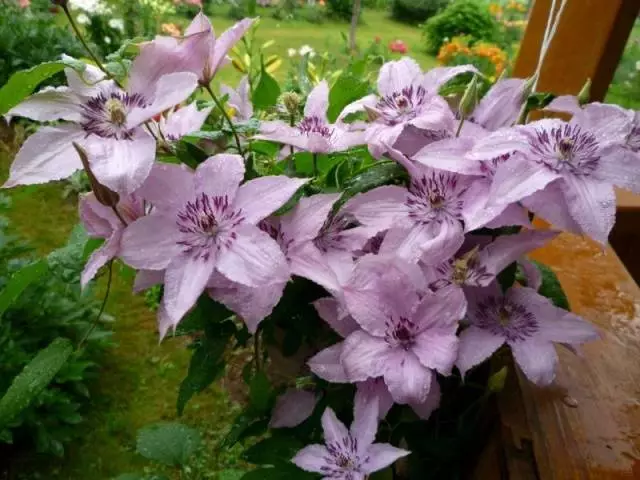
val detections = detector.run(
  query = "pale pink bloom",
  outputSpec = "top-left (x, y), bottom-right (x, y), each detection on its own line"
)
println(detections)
top-left (270, 389), bottom-right (318, 428)
top-left (6, 62), bottom-right (198, 194)
top-left (220, 76), bottom-right (253, 121)
top-left (150, 102), bottom-right (213, 141)
top-left (119, 156), bottom-right (308, 336)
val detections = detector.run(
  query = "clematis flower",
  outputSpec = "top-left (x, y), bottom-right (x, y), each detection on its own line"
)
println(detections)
top-left (338, 58), bottom-right (477, 157)
top-left (457, 283), bottom-right (598, 385)
top-left (340, 261), bottom-right (465, 404)
top-left (292, 398), bottom-right (409, 479)
top-left (6, 61), bottom-right (198, 194)
top-left (270, 389), bottom-right (318, 428)
top-left (150, 101), bottom-right (213, 142)
top-left (255, 81), bottom-right (365, 154)
top-left (220, 76), bottom-right (253, 121)
top-left (468, 77), bottom-right (529, 132)
top-left (129, 13), bottom-right (255, 89)
top-left (119, 155), bottom-right (308, 336)
top-left (79, 192), bottom-right (145, 287)
top-left (468, 106), bottom-right (638, 244)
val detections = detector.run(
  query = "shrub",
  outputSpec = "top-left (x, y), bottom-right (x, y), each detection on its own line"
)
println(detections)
top-left (0, 3), bottom-right (87, 87)
top-left (391, 0), bottom-right (448, 25)
top-left (326, 0), bottom-right (354, 22)
top-left (422, 0), bottom-right (501, 55)
top-left (437, 34), bottom-right (507, 80)
top-left (0, 201), bottom-right (113, 456)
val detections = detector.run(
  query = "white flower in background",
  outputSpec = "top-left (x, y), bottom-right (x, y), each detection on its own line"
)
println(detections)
top-left (104, 36), bottom-right (112, 45)
top-left (108, 18), bottom-right (125, 32)
top-left (299, 45), bottom-right (316, 57)
top-left (287, 48), bottom-right (297, 57)
top-left (70, 0), bottom-right (110, 14)
top-left (636, 60), bottom-right (640, 71)
top-left (76, 13), bottom-right (91, 25)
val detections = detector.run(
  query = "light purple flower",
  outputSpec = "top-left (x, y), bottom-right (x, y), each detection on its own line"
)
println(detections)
top-left (292, 398), bottom-right (409, 479)
top-left (129, 13), bottom-right (255, 88)
top-left (270, 389), bottom-right (318, 428)
top-left (119, 156), bottom-right (308, 336)
top-left (340, 261), bottom-right (465, 404)
top-left (255, 81), bottom-right (365, 154)
top-left (469, 78), bottom-right (528, 132)
top-left (220, 76), bottom-right (253, 121)
top-left (150, 101), bottom-right (213, 141)
top-left (6, 62), bottom-right (198, 194)
top-left (338, 58), bottom-right (477, 157)
top-left (79, 192), bottom-right (144, 287)
top-left (468, 105), bottom-right (637, 244)
top-left (457, 284), bottom-right (598, 385)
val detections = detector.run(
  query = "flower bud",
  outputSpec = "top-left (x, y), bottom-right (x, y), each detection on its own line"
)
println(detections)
top-left (279, 92), bottom-right (302, 117)
top-left (458, 74), bottom-right (479, 118)
top-left (72, 142), bottom-right (120, 208)
top-left (577, 78), bottom-right (591, 105)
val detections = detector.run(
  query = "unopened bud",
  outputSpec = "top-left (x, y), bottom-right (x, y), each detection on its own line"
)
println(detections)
top-left (459, 75), bottom-right (479, 118)
top-left (363, 105), bottom-right (381, 122)
top-left (72, 142), bottom-right (120, 208)
top-left (577, 78), bottom-right (591, 105)
top-left (279, 92), bottom-right (302, 117)
top-left (522, 74), bottom-right (537, 99)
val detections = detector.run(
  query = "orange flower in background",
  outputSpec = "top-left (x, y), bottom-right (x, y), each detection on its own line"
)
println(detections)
top-left (437, 36), bottom-right (508, 79)
top-left (389, 39), bottom-right (408, 54)
top-left (488, 2), bottom-right (503, 18)
top-left (161, 23), bottom-right (182, 37)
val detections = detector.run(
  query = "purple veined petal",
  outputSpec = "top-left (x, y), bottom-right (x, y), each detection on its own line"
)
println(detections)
top-left (574, 102), bottom-right (633, 144)
top-left (86, 130), bottom-right (156, 195)
top-left (510, 339), bottom-right (558, 386)
top-left (292, 444), bottom-right (331, 474)
top-left (3, 124), bottom-right (85, 188)
top-left (126, 72), bottom-right (199, 127)
top-left (521, 180), bottom-right (582, 234)
top-left (216, 224), bottom-right (289, 287)
top-left (157, 302), bottom-right (174, 340)
top-left (308, 342), bottom-right (350, 383)
top-left (412, 326), bottom-right (458, 375)
top-left (79, 193), bottom-right (115, 238)
top-left (488, 153), bottom-right (561, 206)
top-left (332, 127), bottom-right (367, 152)
top-left (336, 93), bottom-right (378, 123)
top-left (162, 102), bottom-right (213, 140)
top-left (81, 231), bottom-right (121, 287)
top-left (594, 146), bottom-right (640, 194)
top-left (463, 283), bottom-right (503, 326)
top-left (321, 407), bottom-right (349, 444)
top-left (422, 64), bottom-right (479, 96)
top-left (409, 95), bottom-right (457, 133)
top-left (505, 287), bottom-right (575, 333)
top-left (412, 137), bottom-right (483, 175)
top-left (342, 281), bottom-right (391, 337)
top-left (383, 143), bottom-right (423, 179)
top-left (343, 185), bottom-right (408, 231)
top-left (545, 95), bottom-right (581, 117)
top-left (7, 86), bottom-right (81, 122)
top-left (341, 331), bottom-right (390, 382)
top-left (136, 162), bottom-right (194, 212)
top-left (383, 349), bottom-right (433, 404)
top-left (518, 257), bottom-right (542, 290)
top-left (456, 325), bottom-right (505, 377)
top-left (133, 269), bottom-right (165, 293)
top-left (471, 78), bottom-right (527, 131)
top-left (466, 127), bottom-right (531, 161)
top-left (479, 229), bottom-right (558, 277)
top-left (459, 179), bottom-right (498, 231)
top-left (314, 297), bottom-right (359, 338)
top-left (185, 10), bottom-right (213, 35)
top-left (270, 389), bottom-right (318, 429)
top-left (163, 252), bottom-right (217, 326)
top-left (355, 379), bottom-right (395, 420)
top-left (537, 312), bottom-right (599, 345)
top-left (410, 378), bottom-right (441, 420)
top-left (412, 287), bottom-right (467, 330)
top-left (482, 203), bottom-right (531, 229)
top-left (304, 80), bottom-right (330, 120)
top-left (377, 56), bottom-right (423, 97)
top-left (194, 153), bottom-right (245, 200)
top-left (289, 243), bottom-right (342, 295)
top-left (235, 76), bottom-right (253, 120)
top-left (362, 444), bottom-right (410, 475)
top-left (254, 120), bottom-right (309, 150)
top-left (206, 18), bottom-right (256, 82)
top-left (281, 193), bottom-right (341, 243)
top-left (350, 391), bottom-right (379, 448)
top-left (63, 62), bottom-right (111, 98)
top-left (561, 175), bottom-right (615, 245)
top-left (208, 276), bottom-right (285, 333)
top-left (233, 176), bottom-right (309, 224)
top-left (367, 123), bottom-right (406, 159)
top-left (413, 221), bottom-right (465, 265)
top-left (119, 214), bottom-right (181, 270)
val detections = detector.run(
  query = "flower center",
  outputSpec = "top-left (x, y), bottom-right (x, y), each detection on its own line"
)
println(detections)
top-left (406, 172), bottom-right (466, 226)
top-left (529, 124), bottom-right (600, 176)
top-left (298, 116), bottom-right (333, 138)
top-left (474, 295), bottom-right (539, 343)
top-left (105, 98), bottom-right (127, 126)
top-left (325, 436), bottom-right (361, 475)
top-left (376, 85), bottom-right (427, 125)
top-left (81, 91), bottom-right (147, 139)
top-left (386, 316), bottom-right (416, 350)
top-left (313, 212), bottom-right (359, 253)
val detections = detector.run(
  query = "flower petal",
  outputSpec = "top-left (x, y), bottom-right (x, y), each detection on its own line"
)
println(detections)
top-left (133, 269), bottom-right (165, 293)
top-left (537, 312), bottom-right (599, 345)
top-left (488, 154), bottom-right (560, 205)
top-left (7, 87), bottom-right (81, 122)
top-left (521, 180), bottom-right (582, 234)
top-left (282, 193), bottom-right (341, 243)
top-left (595, 147), bottom-right (640, 194)
top-left (4, 125), bottom-right (85, 187)
top-left (456, 326), bottom-right (505, 377)
top-left (355, 379), bottom-right (395, 420)
top-left (545, 95), bottom-right (581, 116)
top-left (378, 57), bottom-right (423, 97)
top-left (337, 93), bottom-right (378, 123)
top-left (471, 78), bottom-right (527, 131)
top-left (207, 18), bottom-right (255, 81)
top-left (216, 224), bottom-right (289, 287)
top-left (120, 215), bottom-right (181, 270)
top-left (362, 444), bottom-right (410, 474)
top-left (413, 328), bottom-right (458, 375)
top-left (562, 175), bottom-right (615, 244)
top-left (136, 162), bottom-right (194, 212)
top-left (344, 186), bottom-right (408, 231)
top-left (308, 343), bottom-right (349, 383)
top-left (233, 175), bottom-right (309, 224)
top-left (195, 153), bottom-right (245, 200)
top-left (413, 286), bottom-right (467, 330)
top-left (292, 444), bottom-right (331, 474)
top-left (162, 102), bottom-right (213, 140)
top-left (422, 64), bottom-right (479, 96)
top-left (410, 379), bottom-right (441, 420)
top-left (321, 407), bottom-right (349, 444)
top-left (467, 128), bottom-right (531, 161)
top-left (511, 340), bottom-right (558, 386)
top-left (383, 350), bottom-right (433, 404)
top-left (341, 331), bottom-right (390, 382)
top-left (314, 297), bottom-right (359, 338)
top-left (412, 137), bottom-right (483, 175)
top-left (79, 193), bottom-right (116, 237)
top-left (351, 390), bottom-right (379, 447)
top-left (304, 80), bottom-right (330, 120)
top-left (270, 389), bottom-right (318, 428)
top-left (81, 231), bottom-right (121, 287)
top-left (64, 63), bottom-right (111, 97)
top-left (289, 243), bottom-right (341, 294)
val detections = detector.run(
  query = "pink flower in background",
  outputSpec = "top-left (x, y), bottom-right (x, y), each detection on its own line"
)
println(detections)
top-left (19, 0), bottom-right (31, 8)
top-left (150, 101), bottom-right (213, 141)
top-left (389, 39), bottom-right (408, 54)
top-left (457, 283), bottom-right (598, 385)
top-left (292, 399), bottom-right (409, 478)
top-left (6, 61), bottom-right (198, 194)
top-left (220, 76), bottom-right (253, 121)
top-left (119, 156), bottom-right (307, 336)
top-left (256, 81), bottom-right (365, 154)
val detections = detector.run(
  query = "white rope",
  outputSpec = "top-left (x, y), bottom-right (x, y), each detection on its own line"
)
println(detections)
top-left (532, 0), bottom-right (568, 93)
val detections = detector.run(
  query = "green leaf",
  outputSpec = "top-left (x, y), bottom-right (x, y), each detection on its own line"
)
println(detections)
top-left (0, 338), bottom-right (73, 428)
top-left (0, 259), bottom-right (47, 318)
top-left (241, 464), bottom-right (317, 480)
top-left (218, 470), bottom-right (247, 480)
top-left (249, 371), bottom-right (273, 414)
top-left (243, 434), bottom-right (304, 466)
top-left (136, 422), bottom-right (201, 467)
top-left (182, 130), bottom-right (225, 142)
top-left (175, 295), bottom-right (233, 336)
top-left (83, 238), bottom-right (105, 262)
top-left (342, 161), bottom-right (408, 203)
top-left (487, 366), bottom-right (508, 393)
top-left (222, 412), bottom-right (268, 448)
top-left (0, 62), bottom-right (67, 115)
top-left (327, 74), bottom-right (369, 123)
top-left (253, 62), bottom-right (281, 111)
top-left (497, 262), bottom-right (518, 293)
top-left (533, 260), bottom-right (570, 310)
top-left (177, 321), bottom-right (235, 415)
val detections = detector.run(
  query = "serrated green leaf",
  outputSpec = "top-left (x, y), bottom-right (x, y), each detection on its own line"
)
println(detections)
top-left (242, 434), bottom-right (304, 466)
top-left (533, 260), bottom-right (570, 310)
top-left (253, 63), bottom-right (281, 111)
top-left (0, 259), bottom-right (47, 318)
top-left (0, 338), bottom-right (73, 428)
top-left (0, 62), bottom-right (67, 115)
top-left (327, 73), bottom-right (369, 123)
top-left (136, 422), bottom-right (201, 467)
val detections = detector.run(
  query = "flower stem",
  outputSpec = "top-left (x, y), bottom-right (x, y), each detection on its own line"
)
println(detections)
top-left (455, 117), bottom-right (465, 137)
top-left (203, 82), bottom-right (244, 157)
top-left (111, 206), bottom-right (128, 227)
top-left (78, 260), bottom-right (113, 349)
top-left (253, 329), bottom-right (262, 372)
top-left (288, 114), bottom-right (295, 173)
top-left (312, 153), bottom-right (318, 176)
top-left (61, 5), bottom-right (123, 89)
